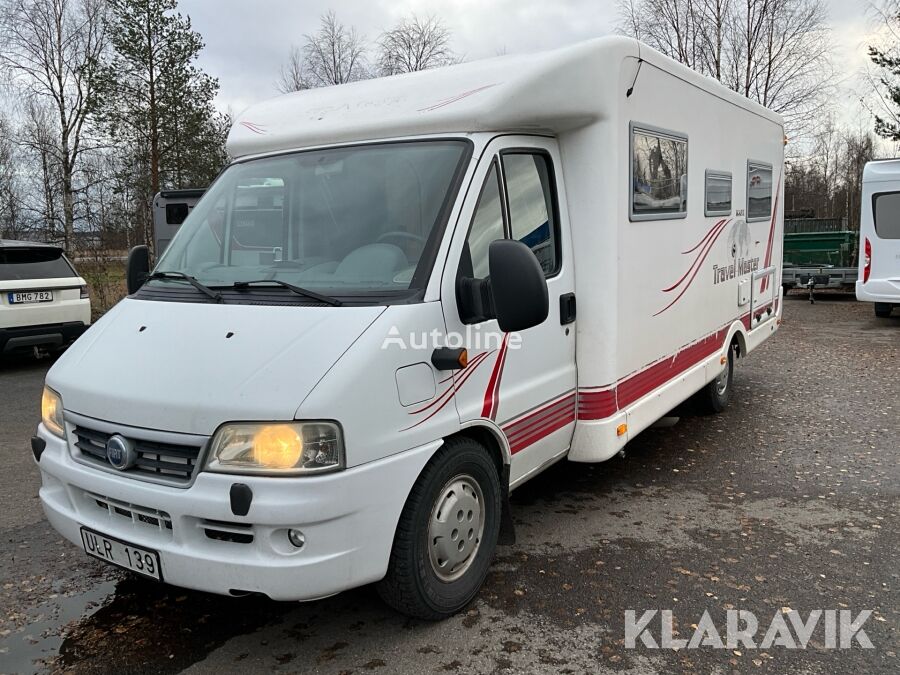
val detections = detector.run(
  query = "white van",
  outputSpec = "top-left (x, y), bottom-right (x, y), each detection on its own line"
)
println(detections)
top-left (34, 38), bottom-right (784, 619)
top-left (1, 240), bottom-right (90, 356)
top-left (857, 159), bottom-right (900, 317)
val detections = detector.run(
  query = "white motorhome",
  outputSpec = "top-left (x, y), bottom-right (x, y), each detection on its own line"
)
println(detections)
top-left (152, 189), bottom-right (206, 258)
top-left (857, 159), bottom-right (900, 317)
top-left (34, 37), bottom-right (784, 619)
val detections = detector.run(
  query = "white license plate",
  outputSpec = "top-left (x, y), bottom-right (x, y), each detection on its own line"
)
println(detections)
top-left (8, 290), bottom-right (53, 304)
top-left (80, 527), bottom-right (162, 580)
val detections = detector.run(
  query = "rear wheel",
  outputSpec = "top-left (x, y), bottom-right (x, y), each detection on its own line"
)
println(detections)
top-left (376, 437), bottom-right (501, 620)
top-left (874, 303), bottom-right (893, 318)
top-left (693, 344), bottom-right (734, 415)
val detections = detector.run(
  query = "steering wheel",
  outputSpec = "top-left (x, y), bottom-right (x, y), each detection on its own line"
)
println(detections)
top-left (377, 231), bottom-right (428, 245)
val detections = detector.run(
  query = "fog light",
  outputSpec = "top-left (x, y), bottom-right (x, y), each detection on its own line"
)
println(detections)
top-left (288, 529), bottom-right (305, 549)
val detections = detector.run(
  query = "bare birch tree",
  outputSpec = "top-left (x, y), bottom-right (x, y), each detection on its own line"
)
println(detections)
top-left (18, 99), bottom-right (64, 242)
top-left (0, 0), bottom-right (108, 254)
top-left (377, 15), bottom-right (457, 76)
top-left (0, 114), bottom-right (26, 239)
top-left (278, 11), bottom-right (369, 92)
top-left (617, 0), bottom-right (832, 141)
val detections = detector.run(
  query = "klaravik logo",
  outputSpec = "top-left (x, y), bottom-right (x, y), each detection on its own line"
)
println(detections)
top-left (624, 609), bottom-right (874, 650)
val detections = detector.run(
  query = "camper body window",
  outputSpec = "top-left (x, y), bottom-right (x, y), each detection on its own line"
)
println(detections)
top-left (630, 124), bottom-right (688, 221)
top-left (747, 161), bottom-right (773, 222)
top-left (705, 171), bottom-right (732, 216)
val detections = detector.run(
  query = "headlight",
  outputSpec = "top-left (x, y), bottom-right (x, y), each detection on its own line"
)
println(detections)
top-left (206, 422), bottom-right (345, 475)
top-left (41, 386), bottom-right (65, 438)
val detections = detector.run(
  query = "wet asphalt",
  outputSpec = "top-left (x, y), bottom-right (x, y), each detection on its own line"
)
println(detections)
top-left (0, 293), bottom-right (897, 675)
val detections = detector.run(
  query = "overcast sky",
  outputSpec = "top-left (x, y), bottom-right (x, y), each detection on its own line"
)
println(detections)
top-left (181, 0), bottom-right (878, 131)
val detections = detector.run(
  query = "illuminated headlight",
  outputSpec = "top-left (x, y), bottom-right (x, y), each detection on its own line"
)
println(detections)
top-left (41, 386), bottom-right (65, 438)
top-left (206, 422), bottom-right (344, 475)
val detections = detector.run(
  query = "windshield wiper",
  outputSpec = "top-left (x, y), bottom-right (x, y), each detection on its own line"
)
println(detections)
top-left (230, 279), bottom-right (343, 306)
top-left (147, 271), bottom-right (223, 303)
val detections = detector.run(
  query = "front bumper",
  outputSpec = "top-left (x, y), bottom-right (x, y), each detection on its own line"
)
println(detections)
top-left (36, 424), bottom-right (439, 601)
top-left (0, 321), bottom-right (87, 354)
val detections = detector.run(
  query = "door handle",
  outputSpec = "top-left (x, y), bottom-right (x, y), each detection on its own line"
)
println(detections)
top-left (559, 293), bottom-right (576, 325)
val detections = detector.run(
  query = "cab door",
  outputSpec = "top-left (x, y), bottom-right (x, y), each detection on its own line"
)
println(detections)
top-left (441, 136), bottom-right (577, 486)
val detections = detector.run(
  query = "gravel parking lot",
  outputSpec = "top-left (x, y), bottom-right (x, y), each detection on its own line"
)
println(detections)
top-left (0, 294), bottom-right (897, 675)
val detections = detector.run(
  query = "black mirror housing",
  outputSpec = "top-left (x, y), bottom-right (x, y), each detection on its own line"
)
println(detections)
top-left (456, 276), bottom-right (495, 324)
top-left (126, 245), bottom-right (150, 295)
top-left (488, 240), bottom-right (549, 332)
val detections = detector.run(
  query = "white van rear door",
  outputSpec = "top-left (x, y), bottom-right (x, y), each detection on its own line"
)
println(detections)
top-left (868, 190), bottom-right (900, 293)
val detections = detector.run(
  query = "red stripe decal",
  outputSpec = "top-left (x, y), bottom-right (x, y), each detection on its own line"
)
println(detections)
top-left (654, 223), bottom-right (730, 316)
top-left (578, 302), bottom-right (779, 422)
top-left (409, 350), bottom-right (494, 416)
top-left (509, 411), bottom-right (576, 454)
top-left (682, 219), bottom-right (727, 254)
top-left (418, 84), bottom-right (498, 112)
top-left (481, 334), bottom-right (510, 420)
top-left (437, 350), bottom-right (492, 385)
top-left (240, 121), bottom-right (267, 135)
top-left (662, 219), bottom-right (730, 293)
top-left (400, 350), bottom-right (498, 431)
top-left (576, 389), bottom-right (617, 420)
top-left (500, 391), bottom-right (577, 454)
top-left (503, 393), bottom-right (576, 441)
top-left (614, 328), bottom-right (726, 409)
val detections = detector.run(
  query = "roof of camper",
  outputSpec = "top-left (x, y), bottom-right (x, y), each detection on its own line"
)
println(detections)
top-left (227, 36), bottom-right (783, 159)
top-left (864, 158), bottom-right (900, 182)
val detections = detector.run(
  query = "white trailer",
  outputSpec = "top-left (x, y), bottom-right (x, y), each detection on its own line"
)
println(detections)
top-left (35, 37), bottom-right (784, 619)
top-left (857, 159), bottom-right (900, 317)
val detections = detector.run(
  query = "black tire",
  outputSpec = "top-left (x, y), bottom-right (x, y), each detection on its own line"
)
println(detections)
top-left (874, 303), bottom-right (893, 318)
top-left (782, 284), bottom-right (793, 297)
top-left (693, 344), bottom-right (734, 415)
top-left (376, 437), bottom-right (501, 620)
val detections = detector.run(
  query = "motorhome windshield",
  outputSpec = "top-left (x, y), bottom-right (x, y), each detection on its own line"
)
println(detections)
top-left (153, 140), bottom-right (471, 300)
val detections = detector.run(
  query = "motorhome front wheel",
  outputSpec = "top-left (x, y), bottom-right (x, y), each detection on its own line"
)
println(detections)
top-left (376, 437), bottom-right (501, 620)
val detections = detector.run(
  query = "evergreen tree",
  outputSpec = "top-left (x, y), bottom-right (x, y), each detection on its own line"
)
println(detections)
top-left (870, 11), bottom-right (900, 141)
top-left (96, 0), bottom-right (227, 245)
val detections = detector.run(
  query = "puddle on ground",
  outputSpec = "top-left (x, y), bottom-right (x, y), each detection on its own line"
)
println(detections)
top-left (0, 574), bottom-right (295, 675)
top-left (0, 580), bottom-right (115, 674)
top-left (53, 577), bottom-right (292, 674)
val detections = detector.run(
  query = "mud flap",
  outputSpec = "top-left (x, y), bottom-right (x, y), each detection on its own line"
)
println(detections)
top-left (498, 463), bottom-right (516, 545)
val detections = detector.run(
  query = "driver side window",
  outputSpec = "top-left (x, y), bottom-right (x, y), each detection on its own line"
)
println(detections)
top-left (460, 162), bottom-right (505, 281)
top-left (456, 162), bottom-right (506, 324)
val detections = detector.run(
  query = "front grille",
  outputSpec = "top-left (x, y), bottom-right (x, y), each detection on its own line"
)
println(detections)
top-left (88, 492), bottom-right (173, 533)
top-left (201, 519), bottom-right (254, 544)
top-left (73, 425), bottom-right (203, 485)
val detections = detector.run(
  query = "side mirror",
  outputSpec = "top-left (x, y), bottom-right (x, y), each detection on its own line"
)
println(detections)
top-left (488, 240), bottom-right (549, 332)
top-left (126, 245), bottom-right (150, 294)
